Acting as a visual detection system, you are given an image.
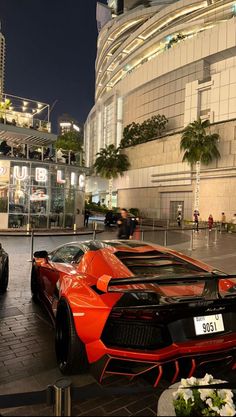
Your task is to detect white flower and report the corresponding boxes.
[199,388,214,401]
[173,388,194,404]
[173,390,181,401]
[218,389,234,403]
[199,374,214,385]
[206,398,220,413]
[180,378,190,387]
[219,404,236,416]
[186,376,197,386]
[182,389,194,403]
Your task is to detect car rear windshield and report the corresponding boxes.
[116,251,205,277]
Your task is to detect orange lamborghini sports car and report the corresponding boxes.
[31,240,236,385]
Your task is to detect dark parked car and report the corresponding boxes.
[0,243,9,293]
[104,210,120,226]
[104,211,139,227]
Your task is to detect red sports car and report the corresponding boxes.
[31,240,236,385]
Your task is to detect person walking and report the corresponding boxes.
[84,209,90,227]
[208,214,214,231]
[177,212,182,228]
[221,212,226,232]
[117,208,136,240]
[193,210,199,232]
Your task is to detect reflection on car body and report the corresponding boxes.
[31,239,236,385]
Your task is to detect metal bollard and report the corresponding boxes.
[93,222,97,240]
[164,230,167,247]
[189,229,194,251]
[206,229,210,247]
[30,230,34,262]
[141,230,144,241]
[53,379,72,417]
[214,227,218,245]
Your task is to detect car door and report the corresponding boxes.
[42,245,84,311]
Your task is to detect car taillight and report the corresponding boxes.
[110,309,155,321]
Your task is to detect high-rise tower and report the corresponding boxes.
[0,23,6,96]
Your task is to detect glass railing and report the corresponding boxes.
[0,93,51,133]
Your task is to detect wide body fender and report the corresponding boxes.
[59,275,121,345]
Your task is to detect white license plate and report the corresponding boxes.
[194,314,224,336]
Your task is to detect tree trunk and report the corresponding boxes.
[108,178,113,210]
[194,160,201,212]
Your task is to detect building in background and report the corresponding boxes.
[0,22,6,96]
[85,0,236,220]
[0,28,85,230]
[0,94,86,230]
[58,114,82,136]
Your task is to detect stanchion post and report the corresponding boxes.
[214,227,218,245]
[190,229,194,251]
[164,230,167,247]
[53,379,72,417]
[93,222,97,241]
[30,230,34,262]
[207,229,210,247]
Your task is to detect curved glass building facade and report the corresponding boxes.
[85,0,236,220]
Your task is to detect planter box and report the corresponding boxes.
[157,383,178,416]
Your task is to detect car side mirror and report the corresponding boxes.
[34,250,49,260]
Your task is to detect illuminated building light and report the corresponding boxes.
[35,168,48,183]
[72,124,80,132]
[71,172,77,186]
[60,122,72,127]
[79,174,85,189]
[13,166,28,181]
[57,170,66,184]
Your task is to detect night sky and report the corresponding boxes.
[0,0,107,132]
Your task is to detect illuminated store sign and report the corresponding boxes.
[13,166,28,181]
[35,168,48,183]
[12,165,85,188]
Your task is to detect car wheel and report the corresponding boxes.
[55,298,89,375]
[0,259,9,294]
[31,266,39,301]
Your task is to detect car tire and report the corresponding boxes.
[31,266,39,301]
[55,298,89,375]
[0,259,9,294]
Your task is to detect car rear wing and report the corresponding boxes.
[97,273,236,299]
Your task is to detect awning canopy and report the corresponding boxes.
[0,123,57,147]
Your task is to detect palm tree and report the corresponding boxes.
[0,99,12,122]
[94,144,130,209]
[180,118,220,211]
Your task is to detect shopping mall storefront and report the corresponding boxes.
[0,158,86,230]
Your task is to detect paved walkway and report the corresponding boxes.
[0,230,236,416]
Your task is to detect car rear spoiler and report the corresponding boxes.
[97,273,236,298]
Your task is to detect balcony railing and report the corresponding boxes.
[0,93,51,133]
